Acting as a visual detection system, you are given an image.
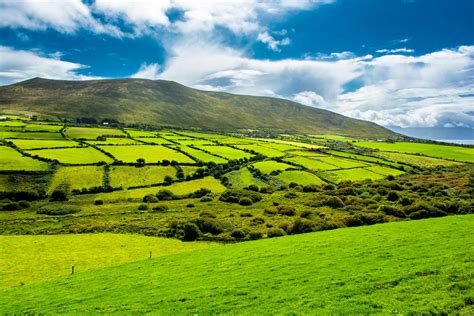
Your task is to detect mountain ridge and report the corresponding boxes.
[0,77,396,137]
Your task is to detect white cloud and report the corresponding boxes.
[257,31,291,52]
[131,63,161,80]
[376,48,415,54]
[0,46,100,85]
[157,40,474,128]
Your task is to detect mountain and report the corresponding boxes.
[0,78,396,137]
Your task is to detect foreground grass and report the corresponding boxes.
[0,234,217,290]
[1,215,472,314]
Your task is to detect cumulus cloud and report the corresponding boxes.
[157,41,474,128]
[131,63,161,80]
[0,46,100,85]
[257,31,290,52]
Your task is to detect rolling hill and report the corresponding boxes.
[0,77,396,137]
[0,215,472,314]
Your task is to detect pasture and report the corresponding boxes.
[251,160,294,174]
[235,144,286,157]
[1,216,471,314]
[323,167,386,183]
[355,141,474,163]
[174,146,227,164]
[24,124,63,132]
[27,147,114,164]
[87,138,140,145]
[0,234,217,289]
[48,166,104,194]
[226,168,268,189]
[284,156,338,171]
[66,127,125,139]
[195,145,254,160]
[109,165,177,188]
[9,139,81,150]
[0,146,49,171]
[276,170,325,185]
[135,137,172,145]
[0,131,64,139]
[101,145,195,163]
[374,151,461,168]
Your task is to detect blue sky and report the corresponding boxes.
[0,0,473,129]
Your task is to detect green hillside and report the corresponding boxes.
[1,215,472,314]
[0,78,395,137]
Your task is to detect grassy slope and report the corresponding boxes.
[0,78,395,137]
[1,215,472,314]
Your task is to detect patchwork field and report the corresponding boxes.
[226,167,268,189]
[174,145,227,163]
[101,145,195,163]
[135,137,172,145]
[195,145,254,160]
[109,165,177,188]
[48,166,104,194]
[87,138,140,145]
[285,156,339,171]
[251,160,294,174]
[9,139,81,150]
[276,170,325,185]
[26,147,114,164]
[235,144,286,157]
[355,141,474,163]
[322,168,387,182]
[374,151,461,168]
[1,216,471,314]
[0,131,64,139]
[66,127,126,139]
[0,146,49,171]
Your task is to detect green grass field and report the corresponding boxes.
[135,137,173,145]
[323,167,386,183]
[125,129,159,138]
[355,141,474,163]
[27,147,114,164]
[226,167,268,189]
[66,127,126,139]
[1,216,471,314]
[251,160,294,174]
[285,156,338,171]
[174,145,227,163]
[0,131,64,139]
[9,139,81,150]
[87,138,140,145]
[24,124,63,132]
[101,145,195,163]
[0,234,217,290]
[0,146,49,171]
[235,144,286,157]
[327,150,404,168]
[317,156,369,168]
[109,165,177,188]
[48,166,104,194]
[255,138,323,149]
[374,151,461,167]
[195,145,254,160]
[276,170,325,185]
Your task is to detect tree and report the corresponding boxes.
[136,158,145,166]
[164,175,173,185]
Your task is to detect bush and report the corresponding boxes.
[37,206,80,215]
[335,187,356,196]
[409,210,429,220]
[289,218,320,234]
[151,205,169,212]
[182,222,202,241]
[284,192,298,199]
[399,197,412,206]
[199,210,216,218]
[267,228,286,238]
[50,189,68,201]
[1,202,22,211]
[259,186,273,194]
[288,182,298,188]
[251,217,265,225]
[190,188,212,198]
[156,190,176,201]
[272,201,280,206]
[230,229,246,239]
[163,175,173,184]
[138,203,149,211]
[219,190,262,204]
[302,184,320,192]
[277,205,296,216]
[378,205,405,218]
[246,184,259,192]
[18,201,30,209]
[299,210,314,219]
[240,212,253,217]
[200,195,213,202]
[249,231,263,240]
[186,203,195,208]
[143,194,159,203]
[94,199,104,205]
[239,197,253,206]
[192,217,229,235]
[386,191,399,202]
[325,196,344,208]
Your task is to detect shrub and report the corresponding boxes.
[284,192,298,199]
[289,218,319,234]
[246,184,259,192]
[18,201,30,209]
[219,190,262,204]
[325,196,344,208]
[267,228,286,238]
[299,210,314,219]
[323,184,335,190]
[186,203,195,208]
[182,222,201,241]
[190,188,212,198]
[409,210,429,220]
[192,217,229,235]
[249,231,263,240]
[303,184,320,192]
[37,206,80,215]
[50,189,68,201]
[399,197,412,206]
[240,212,253,217]
[335,187,356,196]
[156,190,176,201]
[200,195,213,202]
[138,203,149,211]
[251,217,265,225]
[378,205,405,218]
[277,205,296,216]
[151,205,169,212]
[94,199,104,205]
[239,197,253,206]
[288,182,298,188]
[230,229,246,239]
[1,202,22,211]
[163,175,173,185]
[386,191,399,202]
[143,194,159,203]
[272,201,280,206]
[259,186,273,194]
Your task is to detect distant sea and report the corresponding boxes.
[434,139,474,145]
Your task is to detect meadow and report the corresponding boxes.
[251,160,294,174]
[374,151,461,168]
[0,146,49,171]
[101,145,195,163]
[0,131,63,139]
[194,145,254,160]
[47,166,104,194]
[9,139,81,150]
[174,145,227,163]
[26,147,114,164]
[0,216,471,314]
[66,127,126,139]
[109,165,178,188]
[275,170,325,185]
